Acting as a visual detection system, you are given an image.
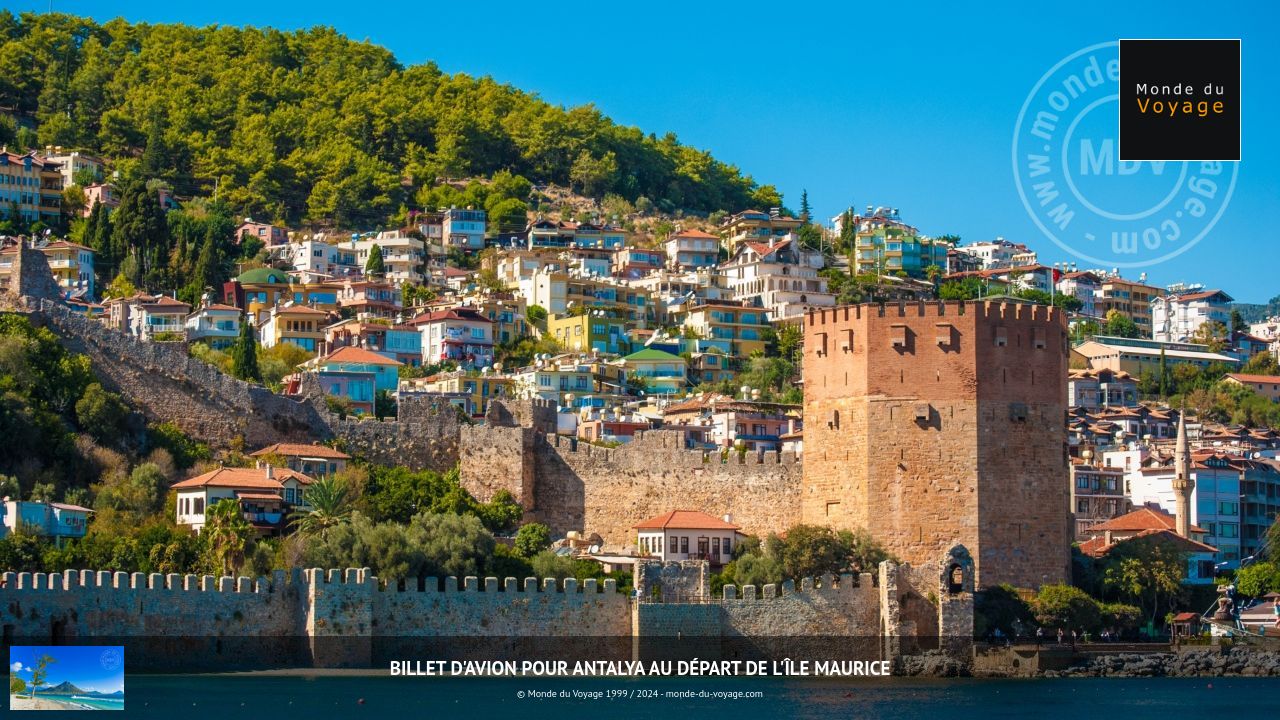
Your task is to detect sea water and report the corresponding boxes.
[67,695,127,710]
[115,675,1280,719]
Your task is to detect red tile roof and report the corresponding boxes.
[322,345,403,366]
[171,466,313,490]
[406,307,493,325]
[1224,373,1280,385]
[743,238,793,258]
[1079,528,1218,558]
[633,510,741,531]
[250,443,351,460]
[1089,506,1206,534]
[672,229,719,239]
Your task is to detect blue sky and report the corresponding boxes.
[9,645,124,693]
[3,0,1277,302]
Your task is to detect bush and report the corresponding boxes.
[75,383,129,446]
[975,584,1035,638]
[1236,561,1280,598]
[1033,584,1103,633]
[514,522,551,558]
[301,511,495,581]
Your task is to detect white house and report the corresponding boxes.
[1151,288,1234,343]
[633,510,741,567]
[185,302,242,350]
[171,466,313,536]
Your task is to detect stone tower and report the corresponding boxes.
[1172,411,1194,537]
[801,300,1071,589]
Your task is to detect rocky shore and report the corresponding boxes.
[1046,647,1280,678]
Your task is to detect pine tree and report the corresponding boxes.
[83,201,101,252]
[139,117,171,180]
[365,243,385,277]
[110,180,171,290]
[231,319,261,382]
[799,189,811,224]
[93,205,114,279]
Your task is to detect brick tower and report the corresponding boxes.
[801,300,1071,589]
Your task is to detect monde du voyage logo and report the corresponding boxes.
[1012,40,1240,269]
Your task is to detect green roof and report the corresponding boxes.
[237,267,290,284]
[624,348,684,362]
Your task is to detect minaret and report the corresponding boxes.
[1172,410,1194,537]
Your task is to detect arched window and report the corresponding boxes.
[948,564,964,594]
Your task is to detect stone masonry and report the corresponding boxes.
[460,412,801,545]
[801,301,1072,589]
[1,549,974,671]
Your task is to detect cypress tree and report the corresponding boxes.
[365,243,385,277]
[231,319,261,382]
[1158,347,1170,398]
[799,189,811,224]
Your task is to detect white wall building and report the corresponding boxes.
[633,510,741,568]
[1151,288,1234,343]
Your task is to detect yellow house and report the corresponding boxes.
[400,370,514,417]
[678,301,769,358]
[547,311,631,355]
[258,304,329,353]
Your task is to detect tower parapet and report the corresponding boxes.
[802,300,1070,589]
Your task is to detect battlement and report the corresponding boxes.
[0,568,622,596]
[540,430,801,468]
[721,572,876,601]
[806,299,1062,328]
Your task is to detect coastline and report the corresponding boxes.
[9,693,91,710]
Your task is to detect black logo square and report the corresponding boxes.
[1119,39,1240,161]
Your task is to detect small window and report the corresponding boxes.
[669,536,678,553]
[1010,403,1028,422]
[680,537,689,554]
[994,326,1008,347]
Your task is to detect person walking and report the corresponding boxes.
[1035,627,1044,648]
[1057,628,1064,645]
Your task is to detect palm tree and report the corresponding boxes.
[203,499,252,577]
[290,474,352,536]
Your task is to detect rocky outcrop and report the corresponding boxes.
[1045,647,1280,677]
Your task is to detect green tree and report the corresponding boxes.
[514,522,552,558]
[365,243,385,277]
[202,498,253,577]
[1235,561,1280,598]
[291,473,353,536]
[1101,539,1186,627]
[10,674,26,696]
[798,189,811,223]
[1033,584,1103,632]
[139,117,172,180]
[75,382,129,445]
[230,320,261,382]
[1230,308,1246,333]
[1104,309,1140,339]
[29,653,55,700]
[1191,321,1228,353]
[1158,347,1170,397]
[110,179,171,290]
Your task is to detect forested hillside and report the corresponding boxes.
[0,12,781,227]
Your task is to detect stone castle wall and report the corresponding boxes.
[0,555,974,671]
[459,416,800,545]
[22,299,461,471]
[802,301,1071,589]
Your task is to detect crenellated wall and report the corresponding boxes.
[16,299,462,471]
[459,411,801,545]
[0,554,974,671]
[802,300,1071,589]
